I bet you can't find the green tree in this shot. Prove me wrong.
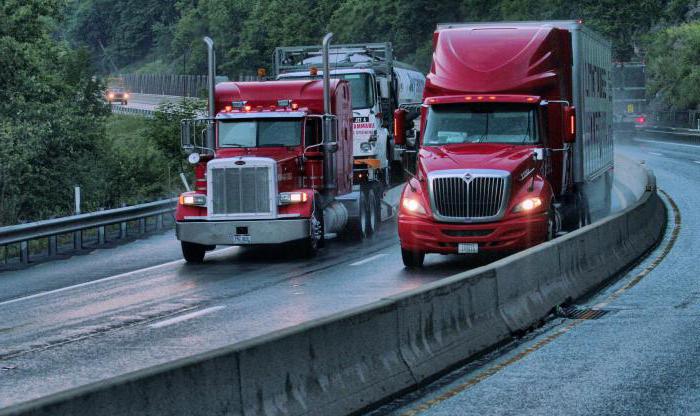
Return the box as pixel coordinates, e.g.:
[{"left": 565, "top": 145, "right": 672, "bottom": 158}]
[{"left": 646, "top": 22, "right": 700, "bottom": 110}]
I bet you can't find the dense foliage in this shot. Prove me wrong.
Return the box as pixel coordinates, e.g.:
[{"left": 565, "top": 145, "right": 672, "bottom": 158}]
[
  {"left": 66, "top": 0, "right": 691, "bottom": 71},
  {"left": 65, "top": 0, "right": 699, "bottom": 109},
  {"left": 0, "top": 0, "right": 109, "bottom": 225},
  {"left": 645, "top": 21, "right": 700, "bottom": 111},
  {"left": 0, "top": 1, "right": 197, "bottom": 226}
]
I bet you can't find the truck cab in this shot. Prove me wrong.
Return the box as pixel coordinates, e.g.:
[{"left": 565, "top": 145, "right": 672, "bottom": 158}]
[{"left": 176, "top": 79, "right": 355, "bottom": 262}]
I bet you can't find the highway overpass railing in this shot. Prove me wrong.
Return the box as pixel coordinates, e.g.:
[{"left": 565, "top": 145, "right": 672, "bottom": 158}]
[
  {"left": 110, "top": 105, "right": 156, "bottom": 118},
  {"left": 0, "top": 157, "right": 666, "bottom": 416},
  {"left": 0, "top": 199, "right": 176, "bottom": 267}
]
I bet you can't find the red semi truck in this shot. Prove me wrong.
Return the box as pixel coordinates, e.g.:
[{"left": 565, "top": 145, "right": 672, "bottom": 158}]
[
  {"left": 176, "top": 34, "right": 376, "bottom": 262},
  {"left": 394, "top": 21, "right": 613, "bottom": 267}
]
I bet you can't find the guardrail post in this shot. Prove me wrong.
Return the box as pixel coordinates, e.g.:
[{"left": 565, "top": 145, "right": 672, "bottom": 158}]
[
  {"left": 74, "top": 230, "right": 82, "bottom": 250},
  {"left": 48, "top": 236, "right": 57, "bottom": 257},
  {"left": 98, "top": 226, "right": 106, "bottom": 245},
  {"left": 20, "top": 241, "right": 29, "bottom": 264},
  {"left": 139, "top": 218, "right": 147, "bottom": 234},
  {"left": 156, "top": 214, "right": 163, "bottom": 230}
]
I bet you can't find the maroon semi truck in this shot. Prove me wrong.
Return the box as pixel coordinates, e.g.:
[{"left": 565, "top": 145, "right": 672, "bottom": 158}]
[{"left": 394, "top": 21, "right": 613, "bottom": 267}]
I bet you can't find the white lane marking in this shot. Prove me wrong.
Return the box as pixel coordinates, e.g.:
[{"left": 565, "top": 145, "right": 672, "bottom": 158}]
[
  {"left": 634, "top": 138, "right": 700, "bottom": 148},
  {"left": 647, "top": 151, "right": 663, "bottom": 156},
  {"left": 350, "top": 253, "right": 388, "bottom": 266},
  {"left": 0, "top": 247, "right": 237, "bottom": 308},
  {"left": 149, "top": 306, "right": 225, "bottom": 329},
  {"left": 694, "top": 161, "right": 700, "bottom": 165}
]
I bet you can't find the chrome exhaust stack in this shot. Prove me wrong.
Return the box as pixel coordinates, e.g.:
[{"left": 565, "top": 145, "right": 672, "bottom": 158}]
[
  {"left": 203, "top": 36, "right": 216, "bottom": 151},
  {"left": 321, "top": 33, "right": 337, "bottom": 194}
]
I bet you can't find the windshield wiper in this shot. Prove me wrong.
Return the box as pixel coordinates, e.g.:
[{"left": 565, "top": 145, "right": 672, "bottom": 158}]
[{"left": 475, "top": 113, "right": 490, "bottom": 143}]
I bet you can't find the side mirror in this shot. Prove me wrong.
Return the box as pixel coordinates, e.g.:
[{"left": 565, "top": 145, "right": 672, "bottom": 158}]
[
  {"left": 378, "top": 78, "right": 390, "bottom": 99},
  {"left": 394, "top": 108, "right": 407, "bottom": 146},
  {"left": 564, "top": 106, "right": 576, "bottom": 143}
]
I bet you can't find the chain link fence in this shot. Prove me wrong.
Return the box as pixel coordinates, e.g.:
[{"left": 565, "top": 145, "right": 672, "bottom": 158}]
[{"left": 118, "top": 73, "right": 257, "bottom": 97}]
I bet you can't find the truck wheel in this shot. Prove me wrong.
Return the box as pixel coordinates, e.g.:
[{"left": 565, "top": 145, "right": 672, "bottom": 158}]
[
  {"left": 546, "top": 207, "right": 559, "bottom": 241},
  {"left": 301, "top": 198, "right": 324, "bottom": 257},
  {"left": 182, "top": 241, "right": 206, "bottom": 263},
  {"left": 401, "top": 248, "right": 425, "bottom": 268},
  {"left": 348, "top": 190, "right": 369, "bottom": 239},
  {"left": 365, "top": 188, "right": 379, "bottom": 235}
]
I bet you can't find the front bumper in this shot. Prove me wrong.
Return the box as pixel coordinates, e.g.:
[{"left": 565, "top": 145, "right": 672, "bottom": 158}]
[
  {"left": 177, "top": 219, "right": 309, "bottom": 246},
  {"left": 398, "top": 212, "right": 548, "bottom": 254}
]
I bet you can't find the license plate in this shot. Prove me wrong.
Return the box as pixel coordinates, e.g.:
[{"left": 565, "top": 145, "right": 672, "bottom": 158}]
[
  {"left": 232, "top": 234, "right": 251, "bottom": 244},
  {"left": 458, "top": 243, "right": 479, "bottom": 254}
]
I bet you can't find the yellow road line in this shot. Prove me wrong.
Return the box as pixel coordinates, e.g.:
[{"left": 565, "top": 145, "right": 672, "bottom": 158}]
[{"left": 400, "top": 190, "right": 681, "bottom": 416}]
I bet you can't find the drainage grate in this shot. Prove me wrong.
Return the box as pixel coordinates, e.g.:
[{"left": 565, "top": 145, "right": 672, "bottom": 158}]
[{"left": 556, "top": 306, "right": 610, "bottom": 320}]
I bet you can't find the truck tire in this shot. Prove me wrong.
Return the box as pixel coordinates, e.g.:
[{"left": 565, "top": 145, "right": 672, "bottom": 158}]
[
  {"left": 348, "top": 190, "right": 369, "bottom": 239},
  {"left": 365, "top": 187, "right": 379, "bottom": 236},
  {"left": 182, "top": 241, "right": 206, "bottom": 263},
  {"left": 401, "top": 248, "right": 425, "bottom": 268},
  {"left": 546, "top": 207, "right": 560, "bottom": 241},
  {"left": 300, "top": 198, "right": 324, "bottom": 257}
]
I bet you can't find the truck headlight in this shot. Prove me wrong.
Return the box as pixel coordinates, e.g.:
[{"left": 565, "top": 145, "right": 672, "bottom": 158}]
[
  {"left": 360, "top": 142, "right": 373, "bottom": 152},
  {"left": 402, "top": 197, "right": 426, "bottom": 215},
  {"left": 279, "top": 192, "right": 308, "bottom": 205},
  {"left": 179, "top": 194, "right": 206, "bottom": 206},
  {"left": 512, "top": 197, "right": 542, "bottom": 213}
]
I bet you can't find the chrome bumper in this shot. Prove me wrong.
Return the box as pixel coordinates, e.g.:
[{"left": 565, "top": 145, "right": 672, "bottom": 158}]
[{"left": 176, "top": 219, "right": 309, "bottom": 246}]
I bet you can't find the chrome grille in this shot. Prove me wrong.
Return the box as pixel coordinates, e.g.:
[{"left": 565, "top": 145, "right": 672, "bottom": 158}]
[
  {"left": 210, "top": 166, "right": 271, "bottom": 215},
  {"left": 431, "top": 173, "right": 508, "bottom": 221}
]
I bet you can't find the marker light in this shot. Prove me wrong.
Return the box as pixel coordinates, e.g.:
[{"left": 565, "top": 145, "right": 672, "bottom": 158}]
[
  {"left": 513, "top": 197, "right": 543, "bottom": 213},
  {"left": 279, "top": 192, "right": 308, "bottom": 205},
  {"left": 124, "top": 93, "right": 129, "bottom": 98},
  {"left": 244, "top": 105, "right": 252, "bottom": 112},
  {"left": 179, "top": 194, "right": 206, "bottom": 206},
  {"left": 224, "top": 105, "right": 232, "bottom": 112},
  {"left": 291, "top": 103, "right": 299, "bottom": 110}
]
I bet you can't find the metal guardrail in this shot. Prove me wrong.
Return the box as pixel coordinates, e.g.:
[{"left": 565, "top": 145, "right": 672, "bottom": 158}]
[
  {"left": 0, "top": 199, "right": 176, "bottom": 266},
  {"left": 110, "top": 105, "right": 155, "bottom": 118}
]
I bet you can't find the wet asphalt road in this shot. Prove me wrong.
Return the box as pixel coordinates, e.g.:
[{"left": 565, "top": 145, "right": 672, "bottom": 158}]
[
  {"left": 0, "top": 128, "right": 639, "bottom": 408},
  {"left": 0, "top": 220, "right": 499, "bottom": 408},
  {"left": 375, "top": 134, "right": 700, "bottom": 416}
]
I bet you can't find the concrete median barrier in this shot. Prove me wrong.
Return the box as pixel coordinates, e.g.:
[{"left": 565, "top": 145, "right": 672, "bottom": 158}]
[{"left": 0, "top": 159, "right": 665, "bottom": 416}]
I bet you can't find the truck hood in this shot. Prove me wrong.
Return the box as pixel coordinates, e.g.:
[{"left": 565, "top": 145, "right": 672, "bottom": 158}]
[{"left": 418, "top": 143, "right": 536, "bottom": 177}]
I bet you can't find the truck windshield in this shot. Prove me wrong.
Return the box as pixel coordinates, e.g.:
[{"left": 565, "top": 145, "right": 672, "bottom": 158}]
[
  {"left": 335, "top": 73, "right": 374, "bottom": 110},
  {"left": 423, "top": 104, "right": 540, "bottom": 146},
  {"left": 218, "top": 119, "right": 302, "bottom": 148}
]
